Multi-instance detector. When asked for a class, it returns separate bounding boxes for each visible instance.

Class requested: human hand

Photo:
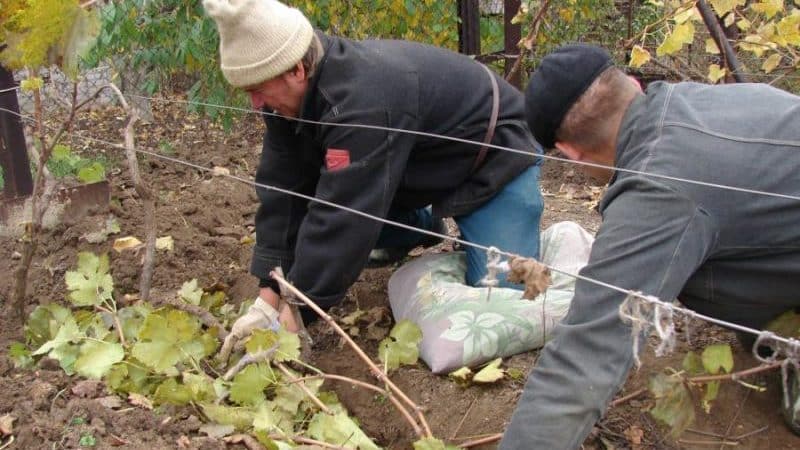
[217,295,281,365]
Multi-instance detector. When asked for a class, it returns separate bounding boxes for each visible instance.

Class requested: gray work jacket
[501,81,800,449]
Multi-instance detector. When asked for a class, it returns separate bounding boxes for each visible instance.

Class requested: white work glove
[218,297,281,365]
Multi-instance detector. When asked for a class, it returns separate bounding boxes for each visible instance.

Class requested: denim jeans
[375,164,543,290]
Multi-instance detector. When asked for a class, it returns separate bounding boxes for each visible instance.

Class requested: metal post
[458,0,481,55]
[504,0,522,88]
[0,65,33,198]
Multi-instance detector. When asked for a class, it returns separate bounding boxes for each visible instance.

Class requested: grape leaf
[649,373,695,436]
[708,64,727,83]
[200,403,256,431]
[702,380,720,413]
[117,305,151,342]
[252,401,281,433]
[275,327,301,362]
[154,378,194,405]
[183,373,217,402]
[104,360,152,395]
[33,315,82,356]
[413,437,461,450]
[229,363,274,406]
[629,45,651,69]
[709,0,745,16]
[179,279,203,305]
[25,303,73,347]
[245,329,279,355]
[701,344,733,374]
[752,0,784,19]
[473,358,505,384]
[74,340,124,379]
[448,366,473,385]
[8,342,33,369]
[682,351,705,376]
[64,252,114,307]
[307,411,380,450]
[132,309,214,374]
[76,161,105,184]
[378,320,422,371]
[656,22,695,56]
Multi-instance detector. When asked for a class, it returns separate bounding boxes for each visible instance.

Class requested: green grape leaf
[245,329,279,355]
[253,429,283,450]
[649,373,695,436]
[200,403,256,431]
[117,304,151,342]
[131,309,212,373]
[682,351,705,376]
[75,310,112,340]
[74,340,124,379]
[178,279,203,305]
[274,370,323,417]
[473,358,505,384]
[32,315,82,356]
[702,380,720,413]
[153,378,193,405]
[25,303,72,347]
[8,342,34,369]
[275,327,301,362]
[104,360,152,395]
[766,310,800,338]
[64,252,114,307]
[253,401,281,433]
[200,290,227,311]
[307,412,381,450]
[229,363,274,406]
[448,366,473,386]
[183,373,216,402]
[76,162,105,184]
[702,344,733,374]
[413,437,461,450]
[378,320,422,371]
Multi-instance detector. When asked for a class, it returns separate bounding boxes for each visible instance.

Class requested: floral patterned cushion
[387,221,594,373]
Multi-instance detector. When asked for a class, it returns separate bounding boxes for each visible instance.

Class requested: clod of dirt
[30,379,57,411]
[72,379,104,398]
[0,414,15,435]
[507,257,552,299]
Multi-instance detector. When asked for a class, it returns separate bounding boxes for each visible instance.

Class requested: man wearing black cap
[500,43,800,448]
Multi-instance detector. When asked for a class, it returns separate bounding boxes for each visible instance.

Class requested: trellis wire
[3,100,800,360]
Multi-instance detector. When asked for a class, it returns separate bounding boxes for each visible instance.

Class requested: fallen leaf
[176,435,192,449]
[96,396,123,409]
[128,392,153,410]
[366,324,389,341]
[0,414,15,435]
[113,236,143,253]
[156,236,174,251]
[473,358,505,383]
[448,367,473,385]
[624,425,644,446]
[199,423,235,439]
[211,166,230,177]
[507,257,551,299]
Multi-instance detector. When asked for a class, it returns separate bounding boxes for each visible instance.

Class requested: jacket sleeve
[286,108,417,309]
[500,177,717,450]
[250,117,317,281]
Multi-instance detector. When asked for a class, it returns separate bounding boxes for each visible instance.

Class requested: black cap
[525,44,613,149]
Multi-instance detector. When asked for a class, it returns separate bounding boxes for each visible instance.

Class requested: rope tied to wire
[753,332,800,410]
[619,293,679,367]
[480,246,509,302]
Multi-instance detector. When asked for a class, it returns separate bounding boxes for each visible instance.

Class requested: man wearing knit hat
[203,1,544,341]
[500,44,800,448]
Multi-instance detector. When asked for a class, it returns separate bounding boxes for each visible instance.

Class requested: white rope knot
[619,294,649,368]
[480,246,509,289]
[653,302,677,357]
[619,294,679,367]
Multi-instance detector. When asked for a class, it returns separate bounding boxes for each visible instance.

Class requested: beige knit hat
[203,0,314,88]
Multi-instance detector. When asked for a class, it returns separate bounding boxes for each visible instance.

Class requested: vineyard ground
[1,99,798,449]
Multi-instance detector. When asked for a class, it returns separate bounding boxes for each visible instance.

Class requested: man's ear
[554,141,583,161]
[287,62,306,81]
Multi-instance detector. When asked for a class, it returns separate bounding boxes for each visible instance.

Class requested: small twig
[50,387,68,413]
[223,434,265,450]
[689,361,781,383]
[458,433,503,448]
[719,388,751,450]
[686,428,728,439]
[150,292,228,339]
[270,434,349,449]
[291,371,422,436]
[271,272,432,438]
[505,0,552,83]
[449,397,477,440]
[107,432,129,446]
[96,305,127,347]
[609,387,647,407]
[275,362,332,415]
[0,436,15,450]
[731,425,768,441]
[677,438,739,446]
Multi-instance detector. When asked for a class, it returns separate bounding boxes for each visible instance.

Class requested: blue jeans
[376,165,543,290]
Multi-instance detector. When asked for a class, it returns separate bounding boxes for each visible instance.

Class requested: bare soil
[1,99,798,449]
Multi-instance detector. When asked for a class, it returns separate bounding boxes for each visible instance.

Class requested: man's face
[245,64,307,118]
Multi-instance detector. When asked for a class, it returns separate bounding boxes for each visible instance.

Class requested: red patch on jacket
[325,148,350,172]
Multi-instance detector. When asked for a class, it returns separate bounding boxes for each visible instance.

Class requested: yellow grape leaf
[20,77,43,92]
[113,236,143,252]
[156,236,174,251]
[724,12,736,28]
[777,14,800,46]
[657,22,695,56]
[629,45,651,68]
[705,38,720,54]
[473,358,505,383]
[709,0,745,16]
[739,35,768,57]
[673,6,699,24]
[708,64,727,83]
[559,8,574,22]
[762,53,783,73]
[751,0,784,19]
[736,18,752,31]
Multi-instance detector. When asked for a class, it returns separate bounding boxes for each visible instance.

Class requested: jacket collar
[294,31,333,134]
[608,93,646,185]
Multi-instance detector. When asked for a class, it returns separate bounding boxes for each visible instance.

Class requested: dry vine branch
[688,360,782,383]
[105,84,157,301]
[271,271,433,439]
[275,362,332,415]
[504,0,552,83]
